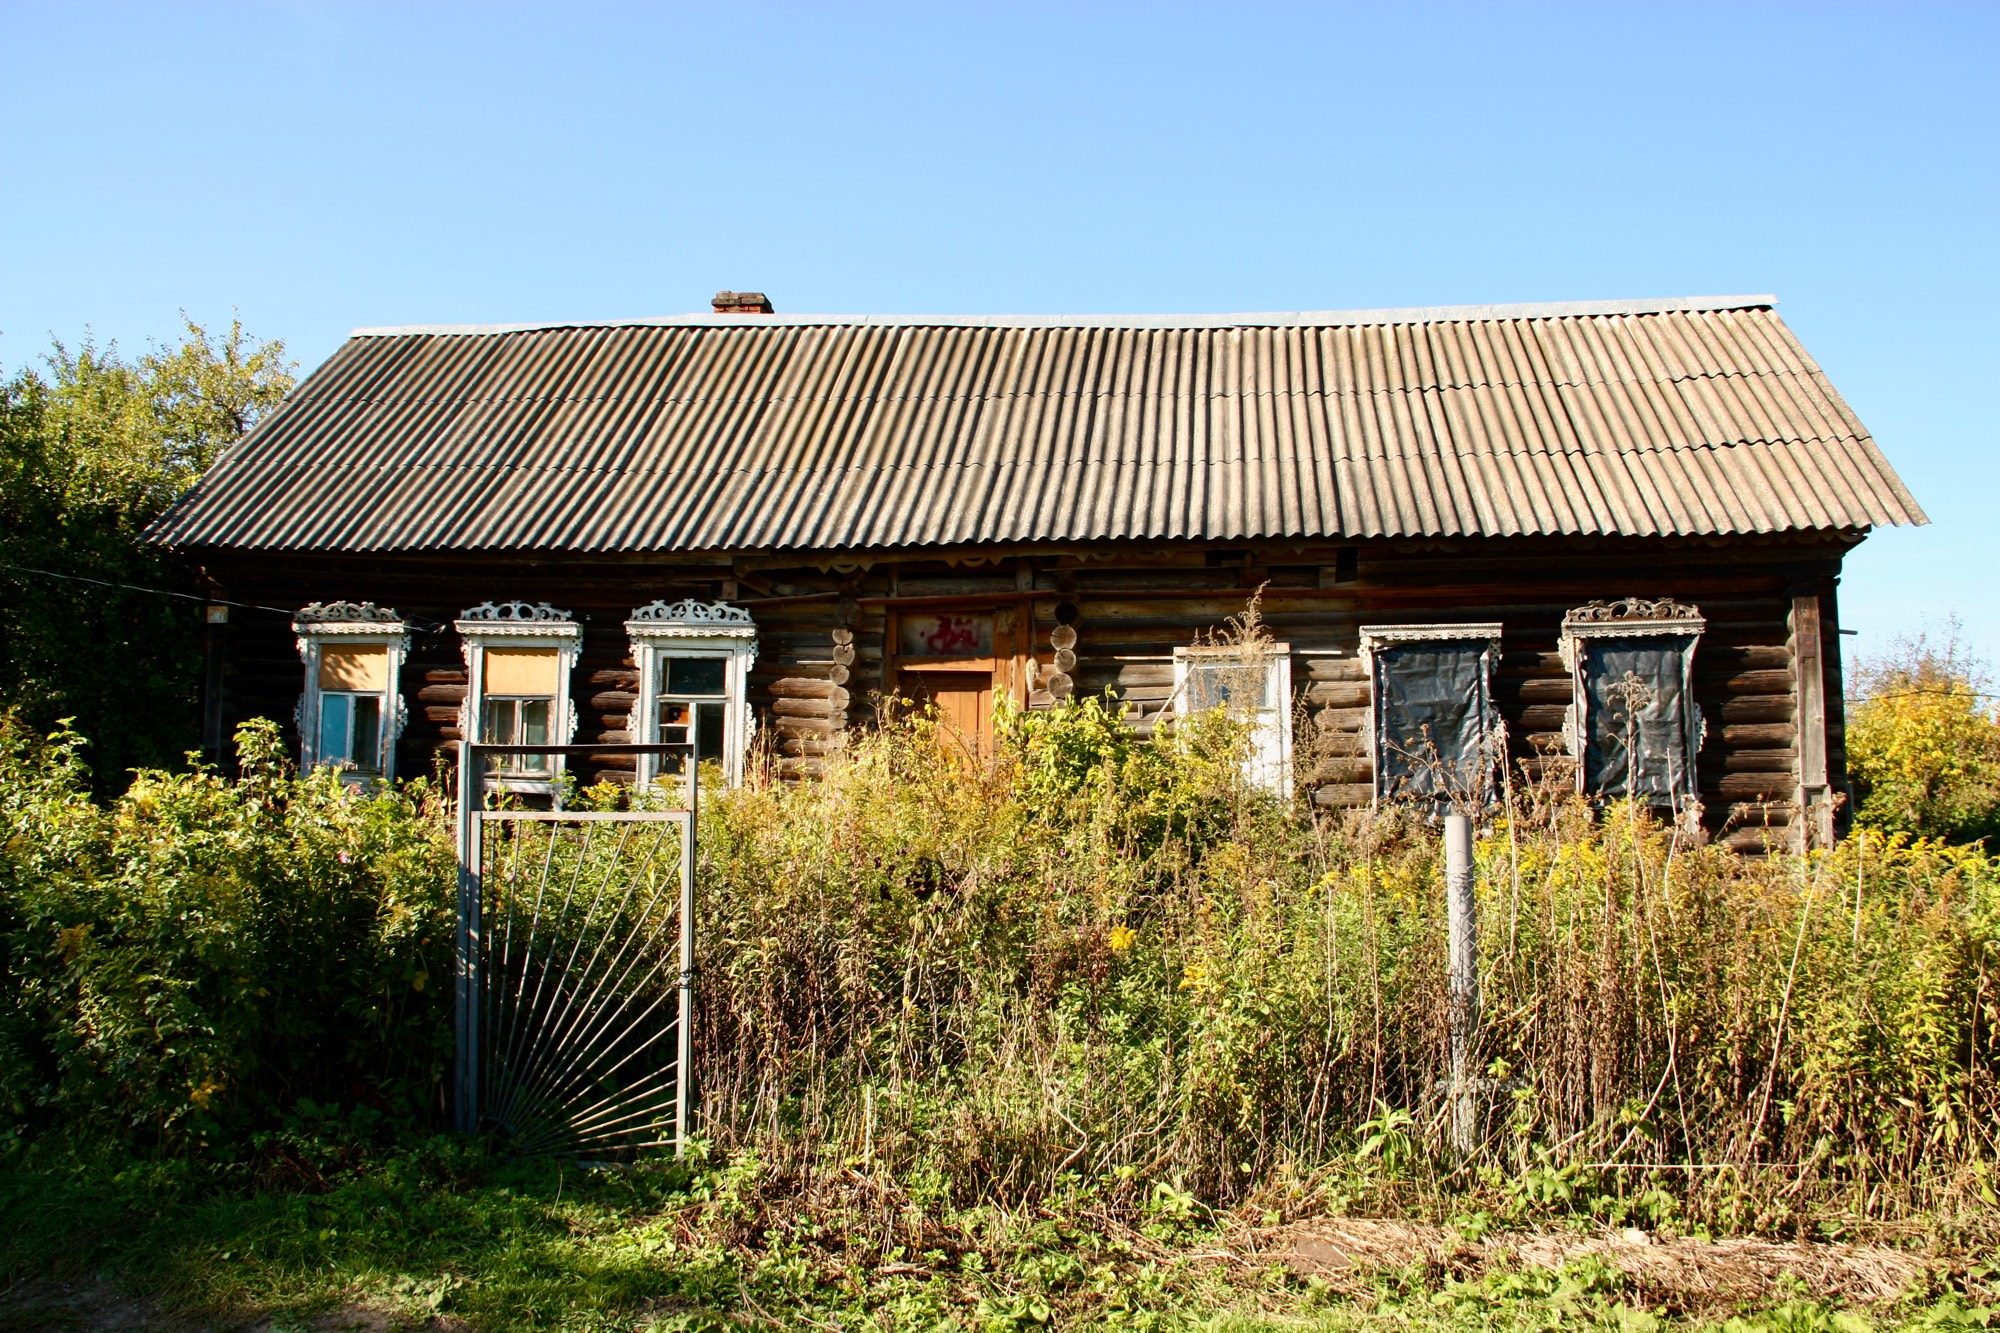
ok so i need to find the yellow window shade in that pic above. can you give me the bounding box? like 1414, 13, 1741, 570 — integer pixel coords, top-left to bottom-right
319, 645, 389, 691
486, 647, 561, 695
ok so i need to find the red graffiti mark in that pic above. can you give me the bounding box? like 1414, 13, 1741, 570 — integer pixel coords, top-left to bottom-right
921, 615, 983, 655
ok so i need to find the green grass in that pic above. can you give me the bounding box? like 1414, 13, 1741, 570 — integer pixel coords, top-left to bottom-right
0, 1143, 1264, 1330
4, 1146, 1994, 1333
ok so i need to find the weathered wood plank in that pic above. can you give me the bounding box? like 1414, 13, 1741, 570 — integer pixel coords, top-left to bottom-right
1312, 708, 1368, 734
1493, 678, 1571, 705
1706, 773, 1793, 800
1694, 668, 1795, 695
1719, 749, 1797, 773
1304, 655, 1367, 681
1715, 696, 1794, 725
1310, 758, 1374, 785
1720, 723, 1795, 748
1304, 730, 1369, 758
1115, 663, 1177, 687
765, 677, 834, 700
1306, 681, 1371, 708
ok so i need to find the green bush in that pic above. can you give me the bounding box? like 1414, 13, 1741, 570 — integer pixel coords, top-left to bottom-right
1848, 628, 2000, 845
0, 715, 454, 1157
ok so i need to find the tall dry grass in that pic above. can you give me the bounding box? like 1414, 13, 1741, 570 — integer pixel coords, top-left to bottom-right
694, 701, 2000, 1234
4, 696, 1994, 1239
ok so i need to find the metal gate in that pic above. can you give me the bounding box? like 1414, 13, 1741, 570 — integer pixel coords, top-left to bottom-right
454, 743, 696, 1156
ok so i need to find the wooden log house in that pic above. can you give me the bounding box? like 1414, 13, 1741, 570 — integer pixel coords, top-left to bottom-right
147, 294, 1925, 851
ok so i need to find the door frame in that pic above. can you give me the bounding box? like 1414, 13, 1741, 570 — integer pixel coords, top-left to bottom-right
886, 604, 1033, 711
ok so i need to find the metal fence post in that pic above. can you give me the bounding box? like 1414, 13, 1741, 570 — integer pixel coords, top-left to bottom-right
1444, 812, 1480, 1158
675, 757, 698, 1156
454, 743, 481, 1135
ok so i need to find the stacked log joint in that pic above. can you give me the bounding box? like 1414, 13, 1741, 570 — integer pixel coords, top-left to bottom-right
748, 583, 854, 779
1304, 652, 1370, 807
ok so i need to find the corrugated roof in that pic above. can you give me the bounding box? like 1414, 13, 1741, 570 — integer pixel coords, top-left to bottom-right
148, 296, 1925, 553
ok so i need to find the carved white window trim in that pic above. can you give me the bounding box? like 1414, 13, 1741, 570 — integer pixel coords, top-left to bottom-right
1172, 642, 1294, 794
456, 602, 583, 797
1358, 623, 1503, 806
293, 602, 410, 782
624, 600, 759, 789
1559, 599, 1707, 805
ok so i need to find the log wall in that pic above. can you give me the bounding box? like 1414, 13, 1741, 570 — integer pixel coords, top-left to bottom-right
198, 532, 1858, 851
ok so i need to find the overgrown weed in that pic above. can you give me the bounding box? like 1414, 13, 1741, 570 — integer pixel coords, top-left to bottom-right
698, 703, 1999, 1240
0, 697, 1997, 1326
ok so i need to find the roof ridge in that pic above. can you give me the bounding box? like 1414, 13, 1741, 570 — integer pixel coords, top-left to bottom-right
348, 294, 1778, 339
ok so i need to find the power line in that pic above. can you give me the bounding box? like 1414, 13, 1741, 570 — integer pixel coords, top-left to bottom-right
0, 561, 458, 633
0, 562, 293, 615
1851, 686, 2000, 703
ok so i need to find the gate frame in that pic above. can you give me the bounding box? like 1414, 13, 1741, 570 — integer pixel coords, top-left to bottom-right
454, 742, 698, 1153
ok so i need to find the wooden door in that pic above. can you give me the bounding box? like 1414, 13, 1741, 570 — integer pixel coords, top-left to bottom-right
902, 670, 994, 756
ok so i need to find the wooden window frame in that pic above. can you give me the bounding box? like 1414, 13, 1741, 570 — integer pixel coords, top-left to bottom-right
624, 599, 759, 790
456, 601, 583, 798
1358, 622, 1503, 806
1559, 598, 1706, 809
293, 601, 409, 782
1171, 641, 1294, 794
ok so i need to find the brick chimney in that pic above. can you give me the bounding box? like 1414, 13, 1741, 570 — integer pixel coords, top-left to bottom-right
712, 290, 774, 314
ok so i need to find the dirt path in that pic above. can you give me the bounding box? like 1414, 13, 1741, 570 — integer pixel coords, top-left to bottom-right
1263, 1219, 1958, 1317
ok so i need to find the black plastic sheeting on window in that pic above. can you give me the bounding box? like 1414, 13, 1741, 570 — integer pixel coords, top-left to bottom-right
1578, 635, 1700, 804
1373, 642, 1497, 803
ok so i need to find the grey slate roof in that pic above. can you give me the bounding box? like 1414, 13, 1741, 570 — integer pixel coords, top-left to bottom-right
148, 296, 1925, 553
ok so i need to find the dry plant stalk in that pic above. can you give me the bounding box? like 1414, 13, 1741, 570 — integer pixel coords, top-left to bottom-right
689, 646, 2000, 1239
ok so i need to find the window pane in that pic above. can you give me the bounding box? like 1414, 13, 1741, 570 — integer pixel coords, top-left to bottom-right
1186, 657, 1276, 714
1582, 636, 1695, 802
482, 698, 515, 773
318, 693, 352, 763
483, 698, 515, 744
494, 698, 551, 777
695, 699, 726, 759
480, 697, 554, 778
1375, 643, 1491, 801
1185, 664, 1231, 711
656, 699, 690, 773
1186, 663, 1235, 711
521, 699, 550, 747
665, 657, 727, 695
352, 695, 381, 771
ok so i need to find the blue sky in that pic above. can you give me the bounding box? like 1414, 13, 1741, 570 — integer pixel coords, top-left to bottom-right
3, 2, 1994, 663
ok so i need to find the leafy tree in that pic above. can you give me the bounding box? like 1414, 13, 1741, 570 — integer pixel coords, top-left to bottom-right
0, 318, 293, 794
1845, 622, 2000, 844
